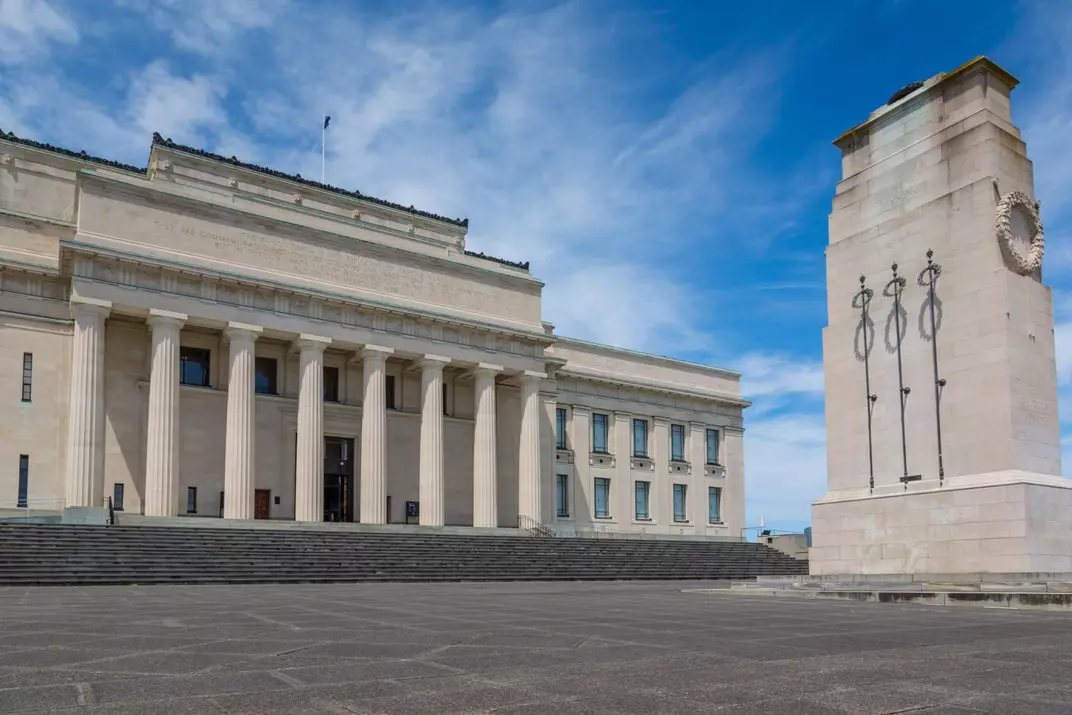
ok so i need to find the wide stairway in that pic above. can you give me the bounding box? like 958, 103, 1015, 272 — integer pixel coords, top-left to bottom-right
0, 524, 808, 586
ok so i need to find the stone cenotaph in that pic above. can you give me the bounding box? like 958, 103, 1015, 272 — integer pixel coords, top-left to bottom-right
811, 57, 1072, 576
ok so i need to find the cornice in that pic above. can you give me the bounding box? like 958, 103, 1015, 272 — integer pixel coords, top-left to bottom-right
151, 133, 468, 228
557, 365, 750, 409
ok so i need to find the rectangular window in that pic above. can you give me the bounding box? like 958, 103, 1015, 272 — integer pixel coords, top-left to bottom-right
180, 346, 211, 387
21, 353, 32, 402
706, 429, 720, 465
113, 483, 124, 511
186, 486, 197, 514
594, 477, 610, 518
323, 366, 340, 402
555, 407, 567, 449
632, 419, 648, 457
254, 357, 278, 395
671, 424, 685, 462
556, 474, 569, 517
635, 481, 650, 520
592, 413, 608, 453
385, 374, 396, 410
17, 455, 28, 508
673, 484, 687, 522
708, 486, 722, 523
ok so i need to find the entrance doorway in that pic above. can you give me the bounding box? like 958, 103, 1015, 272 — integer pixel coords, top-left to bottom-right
254, 489, 271, 520
324, 436, 355, 522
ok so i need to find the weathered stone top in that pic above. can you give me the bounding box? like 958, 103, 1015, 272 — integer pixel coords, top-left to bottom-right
833, 56, 1020, 148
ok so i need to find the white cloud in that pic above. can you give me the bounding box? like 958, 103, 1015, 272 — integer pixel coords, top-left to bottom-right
0, 0, 78, 65
737, 353, 824, 400
127, 61, 226, 142
745, 411, 827, 530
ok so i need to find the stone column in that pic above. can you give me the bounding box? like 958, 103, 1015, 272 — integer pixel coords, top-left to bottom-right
472, 364, 501, 528
418, 355, 451, 526
517, 371, 545, 524
64, 297, 111, 508
359, 345, 393, 524
143, 309, 187, 517
294, 334, 331, 522
223, 322, 262, 520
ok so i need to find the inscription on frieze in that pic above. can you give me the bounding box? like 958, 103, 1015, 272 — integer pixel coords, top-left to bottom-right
138, 212, 538, 324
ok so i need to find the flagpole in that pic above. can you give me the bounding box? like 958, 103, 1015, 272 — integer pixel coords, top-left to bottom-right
321, 121, 326, 184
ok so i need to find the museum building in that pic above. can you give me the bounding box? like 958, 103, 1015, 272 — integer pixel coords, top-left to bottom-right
0, 130, 746, 537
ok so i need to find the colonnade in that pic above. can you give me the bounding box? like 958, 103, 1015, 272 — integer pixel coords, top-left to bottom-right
63, 299, 545, 527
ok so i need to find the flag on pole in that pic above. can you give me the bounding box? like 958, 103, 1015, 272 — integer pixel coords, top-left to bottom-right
323, 115, 331, 130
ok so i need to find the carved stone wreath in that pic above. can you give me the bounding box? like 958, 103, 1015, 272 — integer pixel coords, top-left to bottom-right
995, 190, 1044, 275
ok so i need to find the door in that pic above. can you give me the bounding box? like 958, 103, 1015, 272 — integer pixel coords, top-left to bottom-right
254, 489, 271, 520
324, 437, 355, 522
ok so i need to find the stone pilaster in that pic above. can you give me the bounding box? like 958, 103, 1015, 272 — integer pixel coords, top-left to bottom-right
223, 322, 261, 520
64, 297, 111, 508
143, 309, 187, 516
294, 334, 331, 522
517, 371, 545, 523
359, 345, 393, 524
418, 355, 450, 526
472, 364, 501, 528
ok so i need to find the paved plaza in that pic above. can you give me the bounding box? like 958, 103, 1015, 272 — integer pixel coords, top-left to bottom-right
0, 581, 1071, 713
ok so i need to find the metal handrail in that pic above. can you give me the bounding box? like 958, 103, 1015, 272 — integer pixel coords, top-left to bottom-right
517, 514, 555, 539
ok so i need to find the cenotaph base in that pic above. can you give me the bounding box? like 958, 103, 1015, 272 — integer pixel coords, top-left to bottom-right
810, 57, 1072, 576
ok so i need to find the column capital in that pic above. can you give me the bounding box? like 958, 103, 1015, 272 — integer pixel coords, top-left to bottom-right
224, 322, 262, 342
571, 404, 591, 415
520, 370, 546, 383
147, 309, 187, 329
418, 354, 451, 371
70, 296, 111, 318
653, 416, 672, 427
360, 345, 394, 361
294, 334, 331, 353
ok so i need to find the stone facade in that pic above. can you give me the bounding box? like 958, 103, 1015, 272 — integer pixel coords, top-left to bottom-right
0, 131, 746, 537
812, 57, 1072, 574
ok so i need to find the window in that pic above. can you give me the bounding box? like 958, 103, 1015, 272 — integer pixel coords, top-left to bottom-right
592, 413, 609, 453
556, 408, 567, 449
673, 484, 687, 522
21, 353, 32, 402
635, 481, 650, 520
594, 477, 610, 518
443, 382, 449, 416
671, 424, 685, 462
385, 374, 397, 409
708, 486, 722, 523
632, 419, 648, 457
556, 474, 569, 517
186, 486, 198, 514
180, 347, 210, 387
323, 366, 340, 402
706, 429, 720, 465
254, 357, 278, 395
113, 483, 124, 511
17, 455, 28, 508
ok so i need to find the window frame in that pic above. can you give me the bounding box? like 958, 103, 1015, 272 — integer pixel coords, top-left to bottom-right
635, 481, 650, 521
708, 486, 722, 524
113, 483, 125, 511
673, 483, 688, 522
17, 454, 28, 508
671, 423, 686, 462
555, 407, 567, 450
186, 486, 198, 514
594, 477, 611, 518
254, 356, 278, 395
21, 352, 32, 402
323, 366, 340, 403
179, 346, 211, 388
706, 428, 720, 466
592, 413, 609, 454
632, 418, 648, 458
556, 473, 569, 517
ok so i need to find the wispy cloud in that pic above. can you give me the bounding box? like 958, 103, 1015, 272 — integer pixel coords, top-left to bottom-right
0, 0, 77, 65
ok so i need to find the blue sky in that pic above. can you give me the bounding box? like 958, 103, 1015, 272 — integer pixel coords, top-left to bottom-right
2, 0, 1071, 531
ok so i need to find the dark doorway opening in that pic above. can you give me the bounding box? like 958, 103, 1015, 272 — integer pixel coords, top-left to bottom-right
324, 436, 355, 522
